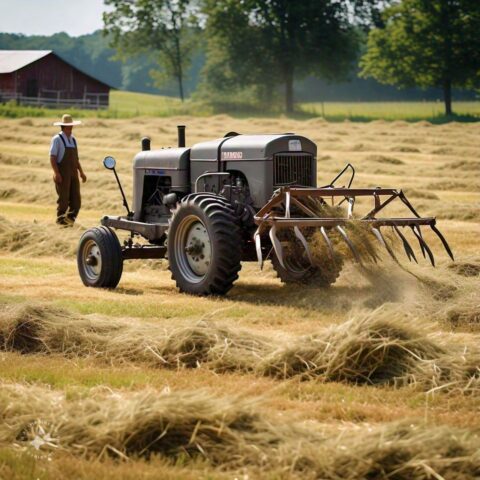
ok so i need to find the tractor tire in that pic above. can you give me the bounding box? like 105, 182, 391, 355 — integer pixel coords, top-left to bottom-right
272, 246, 343, 287
167, 193, 242, 295
77, 226, 123, 288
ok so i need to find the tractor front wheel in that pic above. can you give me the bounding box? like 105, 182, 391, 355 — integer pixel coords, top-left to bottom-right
167, 194, 242, 295
77, 226, 123, 288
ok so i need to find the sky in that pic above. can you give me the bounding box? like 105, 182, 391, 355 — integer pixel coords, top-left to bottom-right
0, 0, 109, 37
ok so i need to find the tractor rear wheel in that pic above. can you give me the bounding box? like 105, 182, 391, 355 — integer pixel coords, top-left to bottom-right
167, 194, 242, 295
271, 238, 343, 287
77, 226, 123, 288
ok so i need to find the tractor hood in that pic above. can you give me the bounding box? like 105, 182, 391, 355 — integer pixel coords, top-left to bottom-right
133, 147, 190, 170
190, 134, 316, 162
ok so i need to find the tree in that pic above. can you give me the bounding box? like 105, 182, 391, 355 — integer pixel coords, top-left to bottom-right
360, 0, 480, 115
202, 0, 359, 113
103, 0, 199, 101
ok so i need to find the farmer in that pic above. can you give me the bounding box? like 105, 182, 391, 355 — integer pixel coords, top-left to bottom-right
49, 114, 87, 225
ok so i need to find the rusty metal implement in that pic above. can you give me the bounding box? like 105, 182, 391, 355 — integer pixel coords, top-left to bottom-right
253, 164, 453, 268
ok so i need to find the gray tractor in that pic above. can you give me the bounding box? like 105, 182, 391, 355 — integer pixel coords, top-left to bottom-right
77, 126, 453, 295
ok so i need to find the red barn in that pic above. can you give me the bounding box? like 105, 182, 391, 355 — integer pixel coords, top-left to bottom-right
0, 50, 112, 109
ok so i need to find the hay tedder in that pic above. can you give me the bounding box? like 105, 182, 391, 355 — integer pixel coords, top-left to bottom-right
77, 127, 453, 295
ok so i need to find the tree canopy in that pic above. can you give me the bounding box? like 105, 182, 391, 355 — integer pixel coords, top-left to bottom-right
360, 0, 480, 115
202, 0, 359, 113
103, 0, 200, 101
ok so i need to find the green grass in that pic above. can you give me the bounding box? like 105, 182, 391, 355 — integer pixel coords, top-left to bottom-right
300, 101, 480, 122
1, 91, 479, 121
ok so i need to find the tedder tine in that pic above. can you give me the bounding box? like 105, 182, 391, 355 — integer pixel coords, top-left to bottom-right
269, 224, 285, 269
320, 227, 336, 261
413, 226, 427, 259
371, 227, 398, 263
411, 226, 435, 267
254, 227, 263, 269
336, 226, 362, 264
393, 225, 417, 263
430, 224, 454, 261
294, 226, 314, 266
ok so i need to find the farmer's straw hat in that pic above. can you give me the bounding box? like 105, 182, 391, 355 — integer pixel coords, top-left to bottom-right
53, 114, 82, 126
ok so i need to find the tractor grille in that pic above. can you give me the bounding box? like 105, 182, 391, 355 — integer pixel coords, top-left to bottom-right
273, 153, 314, 187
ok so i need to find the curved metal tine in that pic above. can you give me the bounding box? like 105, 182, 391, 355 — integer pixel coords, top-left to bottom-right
336, 226, 362, 264
294, 226, 314, 266
430, 224, 454, 261
414, 225, 427, 259
347, 197, 355, 218
410, 226, 435, 266
254, 227, 263, 269
393, 225, 417, 263
269, 224, 285, 269
371, 227, 399, 263
285, 191, 291, 219
320, 227, 336, 262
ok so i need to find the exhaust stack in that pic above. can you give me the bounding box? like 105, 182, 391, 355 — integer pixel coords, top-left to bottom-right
141, 137, 151, 151
177, 125, 186, 148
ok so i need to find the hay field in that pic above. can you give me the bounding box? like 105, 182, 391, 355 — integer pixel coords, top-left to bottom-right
0, 116, 479, 479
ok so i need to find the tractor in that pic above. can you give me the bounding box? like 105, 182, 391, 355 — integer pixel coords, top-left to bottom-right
77, 126, 453, 295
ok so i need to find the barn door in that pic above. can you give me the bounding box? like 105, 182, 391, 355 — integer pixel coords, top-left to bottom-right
26, 79, 38, 97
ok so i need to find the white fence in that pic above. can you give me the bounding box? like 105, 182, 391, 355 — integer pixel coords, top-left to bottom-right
0, 92, 109, 110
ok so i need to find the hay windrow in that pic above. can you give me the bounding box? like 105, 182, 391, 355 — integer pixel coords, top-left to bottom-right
260, 309, 445, 385
0, 216, 79, 257
2, 302, 479, 394
1, 383, 480, 479
0, 303, 272, 372
316, 422, 480, 480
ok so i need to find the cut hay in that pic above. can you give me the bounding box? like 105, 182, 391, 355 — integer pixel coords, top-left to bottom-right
1, 302, 479, 394
448, 261, 480, 277
0, 216, 79, 257
0, 303, 272, 372
1, 383, 480, 479
0, 383, 306, 465
365, 154, 404, 165
260, 309, 444, 384
298, 199, 381, 265
316, 422, 480, 480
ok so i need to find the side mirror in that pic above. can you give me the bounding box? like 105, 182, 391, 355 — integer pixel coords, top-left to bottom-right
103, 156, 116, 170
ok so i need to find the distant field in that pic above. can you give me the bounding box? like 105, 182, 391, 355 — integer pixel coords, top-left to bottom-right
1, 90, 479, 121
300, 100, 480, 121
109, 90, 197, 116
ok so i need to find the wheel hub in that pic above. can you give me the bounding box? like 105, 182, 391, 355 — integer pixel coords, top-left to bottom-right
86, 254, 98, 266
184, 221, 211, 276
82, 240, 102, 279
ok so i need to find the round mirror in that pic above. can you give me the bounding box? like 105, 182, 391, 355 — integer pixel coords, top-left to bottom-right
103, 156, 116, 170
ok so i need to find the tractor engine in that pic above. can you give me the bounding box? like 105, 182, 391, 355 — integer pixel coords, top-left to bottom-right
131, 127, 318, 225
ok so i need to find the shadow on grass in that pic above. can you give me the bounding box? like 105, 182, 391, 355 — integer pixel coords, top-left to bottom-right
227, 281, 398, 313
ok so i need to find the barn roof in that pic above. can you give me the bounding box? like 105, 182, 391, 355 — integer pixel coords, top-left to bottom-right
0, 50, 52, 73
0, 50, 114, 89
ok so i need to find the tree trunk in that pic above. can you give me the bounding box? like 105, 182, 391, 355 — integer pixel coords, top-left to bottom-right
443, 79, 452, 116
285, 68, 294, 114
177, 74, 185, 102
